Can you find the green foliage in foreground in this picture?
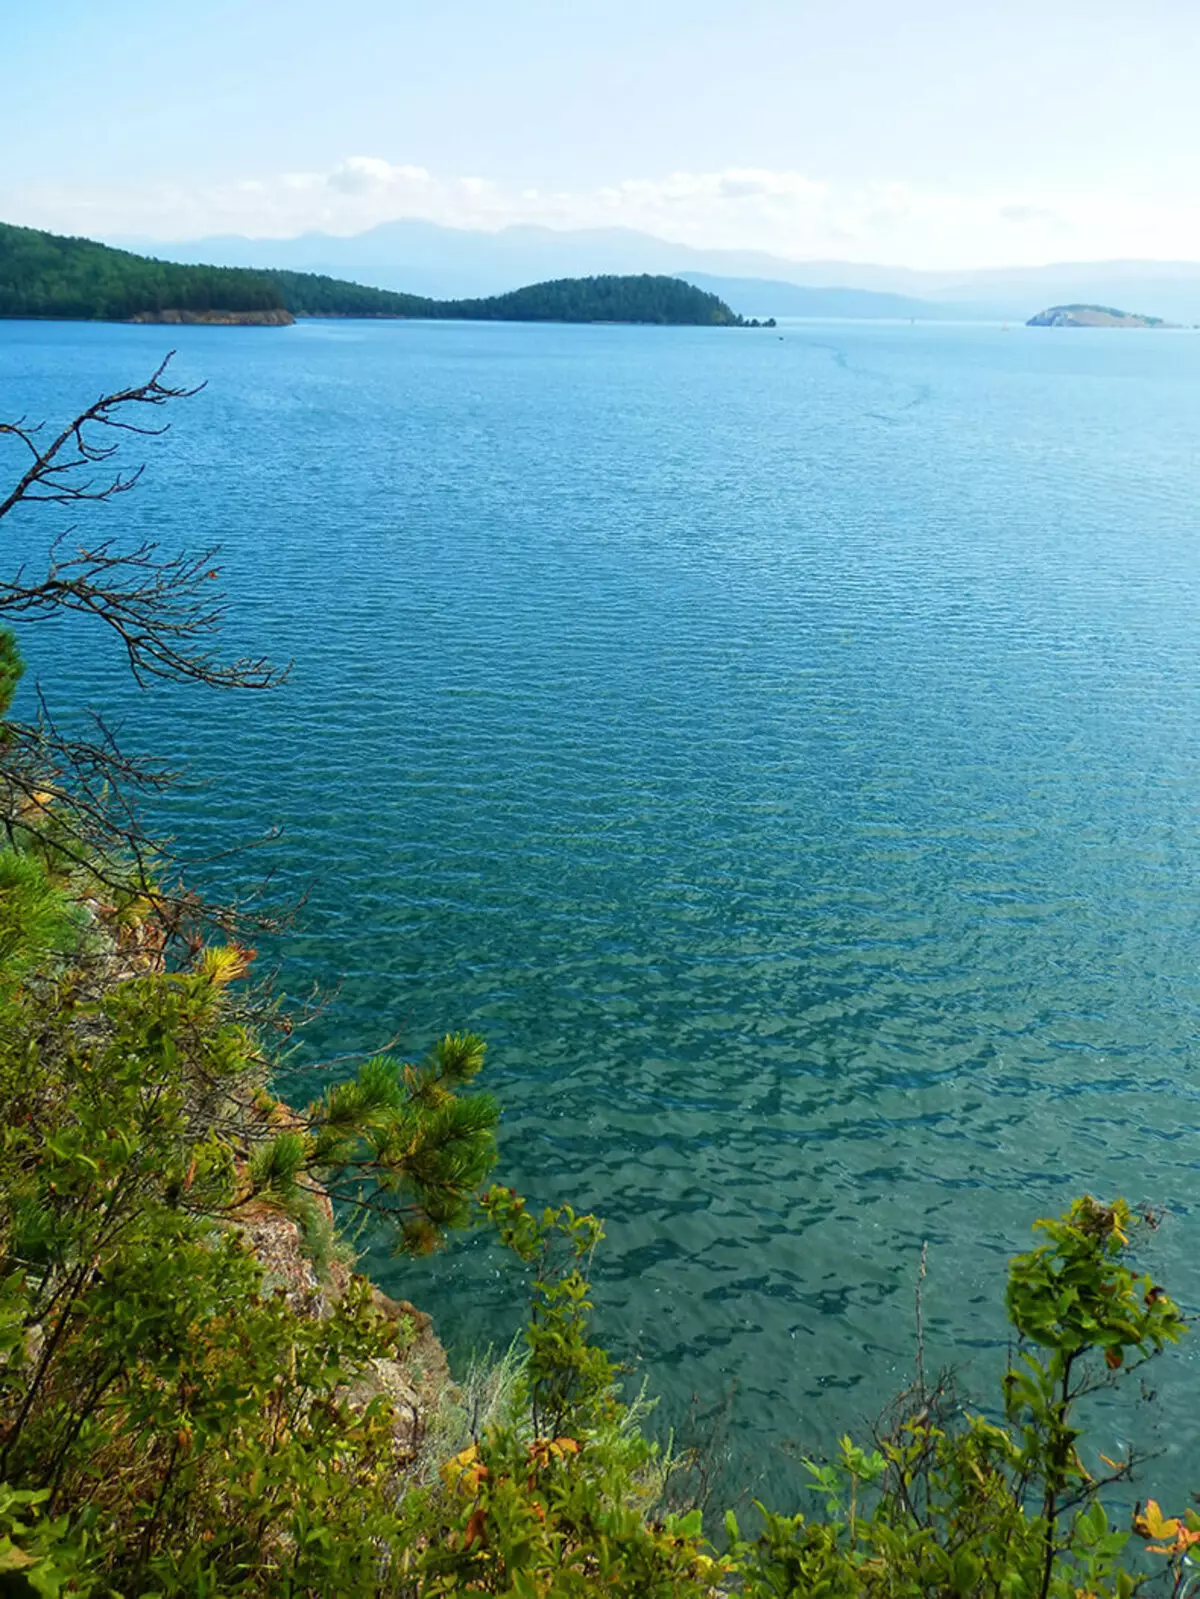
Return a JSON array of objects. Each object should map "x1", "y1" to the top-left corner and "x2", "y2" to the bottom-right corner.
[
  {"x1": 0, "y1": 632, "x2": 1194, "y2": 1593},
  {"x1": 0, "y1": 221, "x2": 744, "y2": 325}
]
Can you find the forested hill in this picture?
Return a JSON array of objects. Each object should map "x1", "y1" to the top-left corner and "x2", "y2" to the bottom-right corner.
[
  {"x1": 0, "y1": 222, "x2": 290, "y2": 321},
  {"x1": 0, "y1": 222, "x2": 743, "y2": 326},
  {"x1": 260, "y1": 268, "x2": 430, "y2": 318},
  {"x1": 274, "y1": 267, "x2": 740, "y2": 324},
  {"x1": 427, "y1": 274, "x2": 738, "y2": 325}
]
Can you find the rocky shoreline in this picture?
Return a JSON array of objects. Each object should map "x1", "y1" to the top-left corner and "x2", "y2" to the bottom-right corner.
[
  {"x1": 126, "y1": 307, "x2": 295, "y2": 326},
  {"x1": 1026, "y1": 302, "x2": 1169, "y2": 328},
  {"x1": 84, "y1": 890, "x2": 453, "y2": 1457}
]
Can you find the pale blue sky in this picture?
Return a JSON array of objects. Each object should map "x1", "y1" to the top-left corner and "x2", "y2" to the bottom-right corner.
[{"x1": 4, "y1": 0, "x2": 1200, "y2": 265}]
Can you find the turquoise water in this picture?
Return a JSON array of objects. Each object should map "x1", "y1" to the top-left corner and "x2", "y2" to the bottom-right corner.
[{"x1": 4, "y1": 317, "x2": 1200, "y2": 1494}]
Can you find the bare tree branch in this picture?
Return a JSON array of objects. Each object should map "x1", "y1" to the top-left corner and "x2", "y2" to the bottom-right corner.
[
  {"x1": 0, "y1": 356, "x2": 293, "y2": 941},
  {"x1": 0, "y1": 355, "x2": 288, "y2": 689},
  {"x1": 0, "y1": 355, "x2": 198, "y2": 520}
]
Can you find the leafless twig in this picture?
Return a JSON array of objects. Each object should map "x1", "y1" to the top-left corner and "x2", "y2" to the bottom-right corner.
[{"x1": 0, "y1": 356, "x2": 292, "y2": 939}]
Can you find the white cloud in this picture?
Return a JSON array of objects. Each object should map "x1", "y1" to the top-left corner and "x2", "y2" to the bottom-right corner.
[
  {"x1": 325, "y1": 156, "x2": 432, "y2": 194},
  {"x1": 7, "y1": 157, "x2": 1200, "y2": 268}
]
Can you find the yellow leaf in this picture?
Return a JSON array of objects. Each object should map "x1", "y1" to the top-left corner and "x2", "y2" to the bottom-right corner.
[
  {"x1": 440, "y1": 1443, "x2": 488, "y2": 1497},
  {"x1": 17, "y1": 790, "x2": 54, "y2": 818},
  {"x1": 1134, "y1": 1500, "x2": 1180, "y2": 1541}
]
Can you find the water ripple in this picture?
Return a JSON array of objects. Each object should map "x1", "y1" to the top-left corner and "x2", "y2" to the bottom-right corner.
[{"x1": 5, "y1": 317, "x2": 1200, "y2": 1493}]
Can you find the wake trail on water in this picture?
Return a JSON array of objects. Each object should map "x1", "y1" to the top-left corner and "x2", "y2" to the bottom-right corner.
[{"x1": 800, "y1": 334, "x2": 933, "y2": 424}]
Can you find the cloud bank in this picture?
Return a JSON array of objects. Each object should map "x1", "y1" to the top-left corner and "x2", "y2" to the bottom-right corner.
[{"x1": 7, "y1": 155, "x2": 1200, "y2": 268}]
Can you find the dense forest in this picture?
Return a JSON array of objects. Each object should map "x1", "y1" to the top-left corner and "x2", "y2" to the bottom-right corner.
[
  {"x1": 427, "y1": 274, "x2": 739, "y2": 325},
  {"x1": 0, "y1": 222, "x2": 743, "y2": 325},
  {"x1": 0, "y1": 221, "x2": 287, "y2": 320},
  {"x1": 265, "y1": 267, "x2": 740, "y2": 323},
  {"x1": 260, "y1": 266, "x2": 432, "y2": 318}
]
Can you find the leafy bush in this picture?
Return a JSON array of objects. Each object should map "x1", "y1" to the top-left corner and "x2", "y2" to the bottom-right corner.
[{"x1": 0, "y1": 840, "x2": 501, "y2": 1594}]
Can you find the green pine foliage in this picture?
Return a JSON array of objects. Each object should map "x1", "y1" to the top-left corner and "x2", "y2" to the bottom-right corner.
[
  {"x1": 266, "y1": 266, "x2": 741, "y2": 323},
  {"x1": 0, "y1": 829, "x2": 503, "y2": 1594},
  {"x1": 0, "y1": 223, "x2": 286, "y2": 320},
  {"x1": 0, "y1": 630, "x2": 22, "y2": 720},
  {"x1": 423, "y1": 274, "x2": 741, "y2": 325},
  {"x1": 259, "y1": 269, "x2": 433, "y2": 319}
]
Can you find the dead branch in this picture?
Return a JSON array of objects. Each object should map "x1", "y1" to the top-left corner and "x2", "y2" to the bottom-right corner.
[{"x1": 0, "y1": 357, "x2": 293, "y2": 940}]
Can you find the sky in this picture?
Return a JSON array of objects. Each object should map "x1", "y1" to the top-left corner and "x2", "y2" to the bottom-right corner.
[{"x1": 4, "y1": 0, "x2": 1200, "y2": 268}]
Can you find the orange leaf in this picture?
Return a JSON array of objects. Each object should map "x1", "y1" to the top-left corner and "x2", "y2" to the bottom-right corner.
[{"x1": 1148, "y1": 1525, "x2": 1200, "y2": 1557}]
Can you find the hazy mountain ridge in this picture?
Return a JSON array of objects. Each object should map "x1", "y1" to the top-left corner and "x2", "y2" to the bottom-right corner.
[
  {"x1": 678, "y1": 273, "x2": 993, "y2": 321},
  {"x1": 115, "y1": 218, "x2": 1200, "y2": 323}
]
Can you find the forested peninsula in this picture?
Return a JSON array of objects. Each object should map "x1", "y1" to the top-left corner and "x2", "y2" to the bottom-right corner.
[{"x1": 0, "y1": 221, "x2": 742, "y2": 325}]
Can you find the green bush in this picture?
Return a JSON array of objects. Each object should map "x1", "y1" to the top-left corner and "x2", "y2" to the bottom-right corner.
[{"x1": 0, "y1": 841, "x2": 501, "y2": 1593}]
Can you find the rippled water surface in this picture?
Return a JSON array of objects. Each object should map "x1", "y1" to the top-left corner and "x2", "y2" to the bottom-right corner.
[{"x1": 5, "y1": 317, "x2": 1200, "y2": 1491}]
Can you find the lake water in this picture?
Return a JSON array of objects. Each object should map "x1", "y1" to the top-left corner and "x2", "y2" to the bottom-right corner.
[{"x1": 4, "y1": 316, "x2": 1200, "y2": 1498}]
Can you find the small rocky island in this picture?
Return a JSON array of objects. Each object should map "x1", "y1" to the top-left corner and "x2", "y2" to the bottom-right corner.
[{"x1": 1027, "y1": 303, "x2": 1169, "y2": 328}]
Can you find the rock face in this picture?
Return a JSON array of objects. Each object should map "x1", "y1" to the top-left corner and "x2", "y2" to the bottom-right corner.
[
  {"x1": 1026, "y1": 303, "x2": 1168, "y2": 328},
  {"x1": 233, "y1": 1200, "x2": 451, "y2": 1454},
  {"x1": 126, "y1": 308, "x2": 294, "y2": 326}
]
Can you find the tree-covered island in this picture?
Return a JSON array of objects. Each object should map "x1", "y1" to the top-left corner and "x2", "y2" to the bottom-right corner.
[{"x1": 0, "y1": 221, "x2": 745, "y2": 326}]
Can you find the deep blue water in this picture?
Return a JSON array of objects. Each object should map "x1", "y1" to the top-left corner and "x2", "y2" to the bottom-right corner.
[{"x1": 4, "y1": 316, "x2": 1200, "y2": 1496}]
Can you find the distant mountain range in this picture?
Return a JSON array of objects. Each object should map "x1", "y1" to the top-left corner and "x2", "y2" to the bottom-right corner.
[
  {"x1": 113, "y1": 219, "x2": 1200, "y2": 324},
  {"x1": 679, "y1": 273, "x2": 985, "y2": 322}
]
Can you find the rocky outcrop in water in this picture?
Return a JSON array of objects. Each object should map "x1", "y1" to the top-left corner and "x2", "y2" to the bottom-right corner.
[{"x1": 1027, "y1": 303, "x2": 1168, "y2": 328}]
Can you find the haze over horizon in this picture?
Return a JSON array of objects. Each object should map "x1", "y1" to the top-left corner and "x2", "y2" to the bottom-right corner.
[{"x1": 6, "y1": 0, "x2": 1200, "y2": 273}]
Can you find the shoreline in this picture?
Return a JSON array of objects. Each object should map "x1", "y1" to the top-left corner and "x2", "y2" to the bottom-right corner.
[{"x1": 125, "y1": 307, "x2": 295, "y2": 326}]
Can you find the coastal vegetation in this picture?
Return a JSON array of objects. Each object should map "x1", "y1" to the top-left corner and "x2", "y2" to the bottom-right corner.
[
  {"x1": 415, "y1": 274, "x2": 739, "y2": 325},
  {"x1": 0, "y1": 366, "x2": 1197, "y2": 1595},
  {"x1": 0, "y1": 222, "x2": 287, "y2": 322},
  {"x1": 0, "y1": 222, "x2": 744, "y2": 326}
]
